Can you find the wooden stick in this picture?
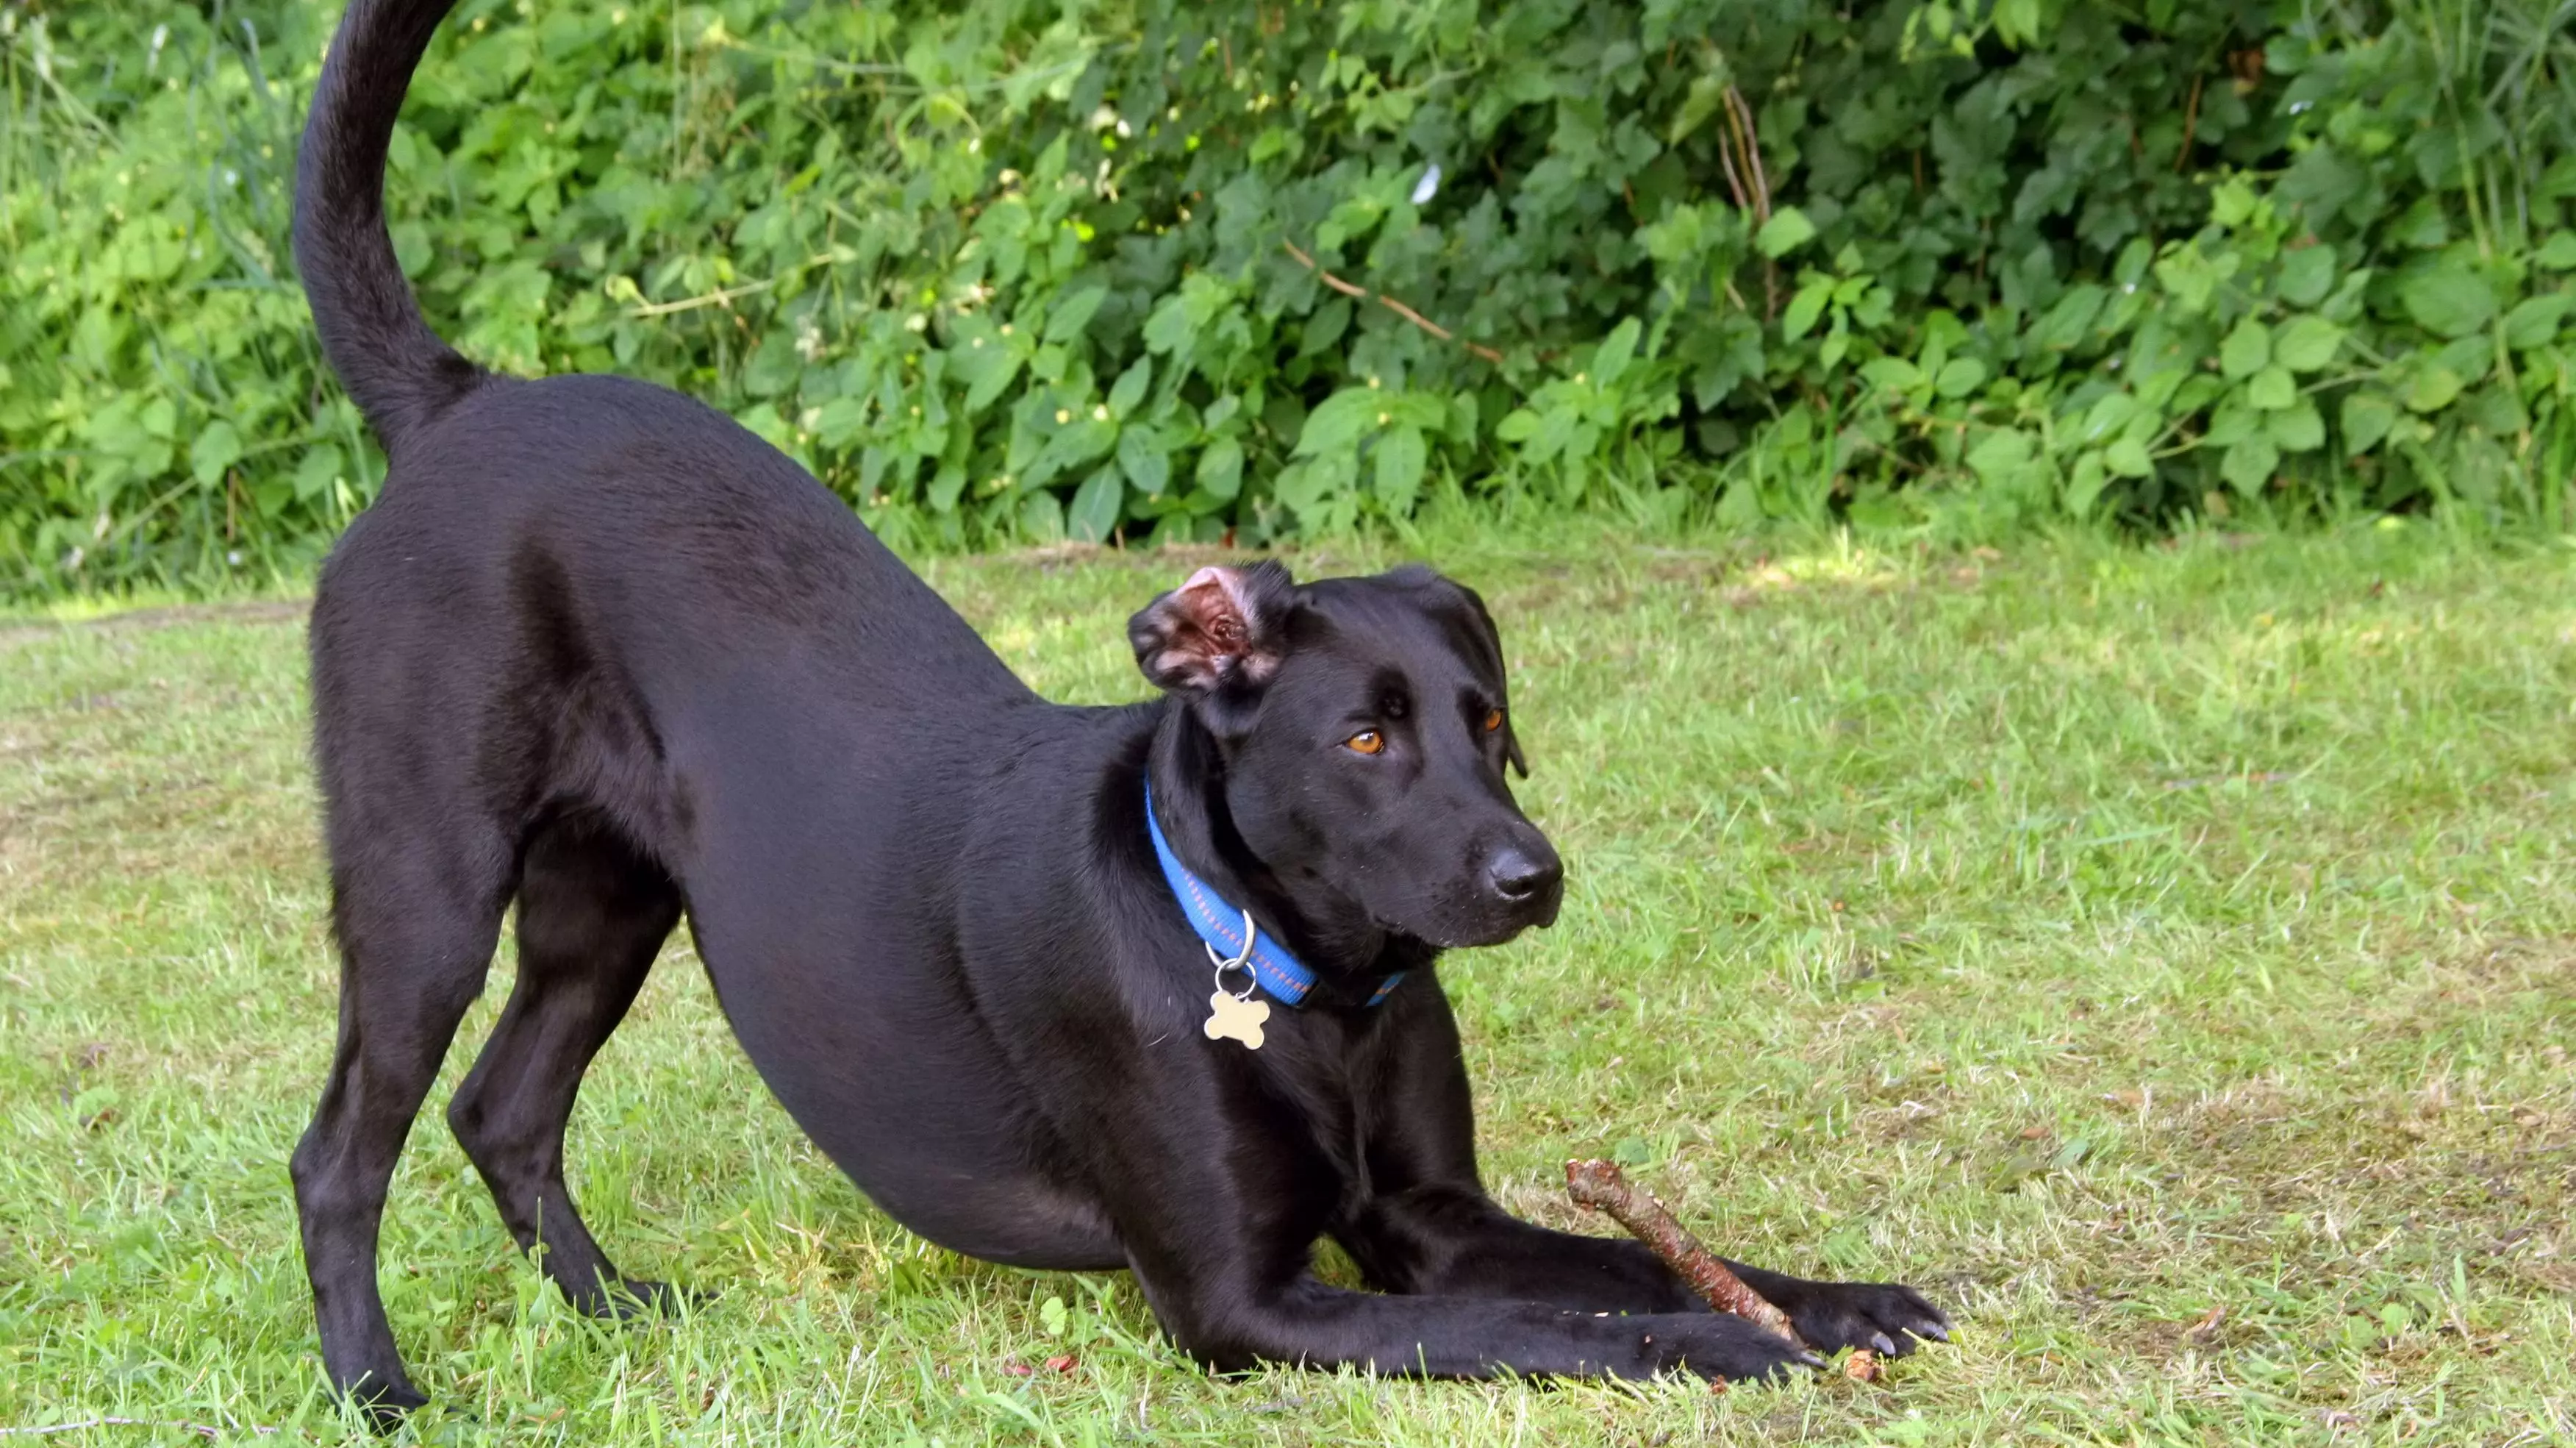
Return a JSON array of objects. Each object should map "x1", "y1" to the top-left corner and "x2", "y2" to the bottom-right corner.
[
  {"x1": 1564, "y1": 1159, "x2": 1800, "y2": 1344},
  {"x1": 2173, "y1": 73, "x2": 2203, "y2": 174},
  {"x1": 1278, "y1": 240, "x2": 1505, "y2": 365}
]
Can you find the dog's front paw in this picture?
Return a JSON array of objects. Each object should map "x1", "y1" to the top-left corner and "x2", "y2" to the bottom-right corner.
[
  {"x1": 341, "y1": 1374, "x2": 429, "y2": 1436},
  {"x1": 1638, "y1": 1312, "x2": 1823, "y2": 1384},
  {"x1": 1770, "y1": 1279, "x2": 1951, "y2": 1358}
]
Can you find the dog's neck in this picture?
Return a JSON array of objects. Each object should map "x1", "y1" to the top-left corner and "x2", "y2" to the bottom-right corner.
[{"x1": 1142, "y1": 705, "x2": 1428, "y2": 985}]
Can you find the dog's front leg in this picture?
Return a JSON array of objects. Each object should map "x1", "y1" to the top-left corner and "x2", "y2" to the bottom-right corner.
[
  {"x1": 1339, "y1": 1185, "x2": 1952, "y2": 1356},
  {"x1": 1339, "y1": 988, "x2": 1951, "y2": 1355},
  {"x1": 1137, "y1": 1269, "x2": 1819, "y2": 1383},
  {"x1": 1077, "y1": 1047, "x2": 1810, "y2": 1384}
]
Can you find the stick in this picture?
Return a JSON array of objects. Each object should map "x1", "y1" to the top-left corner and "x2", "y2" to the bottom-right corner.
[
  {"x1": 1278, "y1": 241, "x2": 1505, "y2": 365},
  {"x1": 2173, "y1": 73, "x2": 2203, "y2": 174},
  {"x1": 1564, "y1": 1159, "x2": 1800, "y2": 1344}
]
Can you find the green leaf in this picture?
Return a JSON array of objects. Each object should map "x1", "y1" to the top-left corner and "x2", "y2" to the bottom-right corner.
[
  {"x1": 1295, "y1": 388, "x2": 1383, "y2": 458},
  {"x1": 2078, "y1": 392, "x2": 2139, "y2": 446},
  {"x1": 1591, "y1": 318, "x2": 1643, "y2": 387},
  {"x1": 1858, "y1": 356, "x2": 1922, "y2": 392},
  {"x1": 2105, "y1": 435, "x2": 2155, "y2": 478},
  {"x1": 2405, "y1": 364, "x2": 2464, "y2": 413},
  {"x1": 2220, "y1": 435, "x2": 2279, "y2": 494},
  {"x1": 1992, "y1": 0, "x2": 2045, "y2": 47},
  {"x1": 1067, "y1": 466, "x2": 1124, "y2": 542},
  {"x1": 1383, "y1": 393, "x2": 1449, "y2": 432},
  {"x1": 1755, "y1": 207, "x2": 1817, "y2": 258},
  {"x1": 2266, "y1": 399, "x2": 2325, "y2": 452},
  {"x1": 2340, "y1": 390, "x2": 2397, "y2": 455},
  {"x1": 1781, "y1": 282, "x2": 1831, "y2": 342},
  {"x1": 1017, "y1": 490, "x2": 1065, "y2": 542},
  {"x1": 1373, "y1": 424, "x2": 1426, "y2": 511},
  {"x1": 1298, "y1": 298, "x2": 1353, "y2": 360},
  {"x1": 2219, "y1": 319, "x2": 2272, "y2": 379},
  {"x1": 1933, "y1": 357, "x2": 1987, "y2": 399},
  {"x1": 1142, "y1": 292, "x2": 1197, "y2": 355},
  {"x1": 1966, "y1": 427, "x2": 2036, "y2": 482},
  {"x1": 1030, "y1": 416, "x2": 1118, "y2": 486},
  {"x1": 1043, "y1": 285, "x2": 1109, "y2": 346},
  {"x1": 2272, "y1": 315, "x2": 2344, "y2": 373},
  {"x1": 2204, "y1": 397, "x2": 2261, "y2": 447},
  {"x1": 2155, "y1": 244, "x2": 2223, "y2": 314},
  {"x1": 2400, "y1": 265, "x2": 2498, "y2": 338},
  {"x1": 1531, "y1": 404, "x2": 1580, "y2": 464},
  {"x1": 1117, "y1": 425, "x2": 1170, "y2": 498},
  {"x1": 2030, "y1": 285, "x2": 2107, "y2": 352},
  {"x1": 2278, "y1": 244, "x2": 2338, "y2": 307},
  {"x1": 189, "y1": 421, "x2": 243, "y2": 485},
  {"x1": 2533, "y1": 232, "x2": 2576, "y2": 270},
  {"x1": 2064, "y1": 451, "x2": 2110, "y2": 517},
  {"x1": 961, "y1": 350, "x2": 1024, "y2": 415},
  {"x1": 1106, "y1": 358, "x2": 1152, "y2": 418},
  {"x1": 1668, "y1": 75, "x2": 1728, "y2": 146},
  {"x1": 293, "y1": 445, "x2": 343, "y2": 501},
  {"x1": 2246, "y1": 365, "x2": 2297, "y2": 410},
  {"x1": 2502, "y1": 294, "x2": 2569, "y2": 350},
  {"x1": 1195, "y1": 437, "x2": 1244, "y2": 502},
  {"x1": 929, "y1": 464, "x2": 967, "y2": 513},
  {"x1": 1495, "y1": 408, "x2": 1542, "y2": 443}
]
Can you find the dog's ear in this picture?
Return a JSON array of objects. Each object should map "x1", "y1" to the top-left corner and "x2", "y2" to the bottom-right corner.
[
  {"x1": 1451, "y1": 581, "x2": 1529, "y2": 777},
  {"x1": 1128, "y1": 562, "x2": 1297, "y2": 702}
]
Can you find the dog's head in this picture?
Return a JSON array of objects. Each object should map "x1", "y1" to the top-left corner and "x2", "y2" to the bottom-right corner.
[{"x1": 1131, "y1": 561, "x2": 1561, "y2": 950}]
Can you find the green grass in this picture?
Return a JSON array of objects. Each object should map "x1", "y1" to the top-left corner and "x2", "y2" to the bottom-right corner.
[{"x1": 4, "y1": 527, "x2": 2574, "y2": 1444}]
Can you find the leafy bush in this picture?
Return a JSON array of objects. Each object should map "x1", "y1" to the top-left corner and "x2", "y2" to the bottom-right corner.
[{"x1": 2, "y1": 0, "x2": 2572, "y2": 596}]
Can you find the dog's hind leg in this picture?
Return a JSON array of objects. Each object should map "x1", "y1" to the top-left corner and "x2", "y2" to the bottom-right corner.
[
  {"x1": 291, "y1": 818, "x2": 513, "y2": 1427},
  {"x1": 447, "y1": 811, "x2": 681, "y2": 1318}
]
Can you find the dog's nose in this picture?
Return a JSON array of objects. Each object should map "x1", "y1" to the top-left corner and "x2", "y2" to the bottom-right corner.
[{"x1": 1486, "y1": 846, "x2": 1562, "y2": 903}]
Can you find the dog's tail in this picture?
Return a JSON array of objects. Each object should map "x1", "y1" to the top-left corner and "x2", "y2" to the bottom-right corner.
[{"x1": 294, "y1": 0, "x2": 479, "y2": 452}]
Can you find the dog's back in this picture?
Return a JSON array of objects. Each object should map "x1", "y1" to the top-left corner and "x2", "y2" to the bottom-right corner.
[{"x1": 297, "y1": 0, "x2": 1031, "y2": 797}]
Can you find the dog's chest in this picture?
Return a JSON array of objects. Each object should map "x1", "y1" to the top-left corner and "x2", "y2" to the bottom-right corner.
[{"x1": 1240, "y1": 1010, "x2": 1384, "y2": 1197}]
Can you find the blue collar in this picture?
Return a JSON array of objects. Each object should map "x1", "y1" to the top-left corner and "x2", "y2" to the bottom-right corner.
[{"x1": 1143, "y1": 785, "x2": 1406, "y2": 1009}]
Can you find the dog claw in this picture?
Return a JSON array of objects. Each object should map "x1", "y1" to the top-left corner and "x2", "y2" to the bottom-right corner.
[
  {"x1": 1918, "y1": 1322, "x2": 1950, "y2": 1343},
  {"x1": 1870, "y1": 1332, "x2": 1897, "y2": 1355}
]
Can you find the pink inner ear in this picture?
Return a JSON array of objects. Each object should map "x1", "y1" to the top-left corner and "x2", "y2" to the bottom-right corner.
[
  {"x1": 1158, "y1": 566, "x2": 1278, "y2": 685},
  {"x1": 1176, "y1": 568, "x2": 1252, "y2": 649},
  {"x1": 1176, "y1": 567, "x2": 1250, "y2": 630}
]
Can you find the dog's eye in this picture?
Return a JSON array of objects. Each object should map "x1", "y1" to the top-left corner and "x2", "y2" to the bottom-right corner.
[
  {"x1": 1482, "y1": 707, "x2": 1505, "y2": 734},
  {"x1": 1344, "y1": 730, "x2": 1386, "y2": 755}
]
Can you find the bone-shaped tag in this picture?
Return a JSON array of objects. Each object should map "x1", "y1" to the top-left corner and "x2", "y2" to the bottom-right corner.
[{"x1": 1203, "y1": 990, "x2": 1270, "y2": 1050}]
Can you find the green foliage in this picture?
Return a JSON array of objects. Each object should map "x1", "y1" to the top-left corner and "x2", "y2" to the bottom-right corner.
[{"x1": 3, "y1": 0, "x2": 2573, "y2": 594}]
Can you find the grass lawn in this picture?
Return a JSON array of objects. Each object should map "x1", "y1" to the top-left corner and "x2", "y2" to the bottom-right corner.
[{"x1": 4, "y1": 527, "x2": 2572, "y2": 1445}]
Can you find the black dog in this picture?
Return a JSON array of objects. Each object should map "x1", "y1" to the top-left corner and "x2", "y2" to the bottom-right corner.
[{"x1": 287, "y1": 0, "x2": 1948, "y2": 1423}]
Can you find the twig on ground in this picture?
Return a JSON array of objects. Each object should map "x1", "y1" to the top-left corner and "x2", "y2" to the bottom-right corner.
[
  {"x1": 1564, "y1": 1158, "x2": 1800, "y2": 1344},
  {"x1": 1566, "y1": 1159, "x2": 1890, "y2": 1383}
]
